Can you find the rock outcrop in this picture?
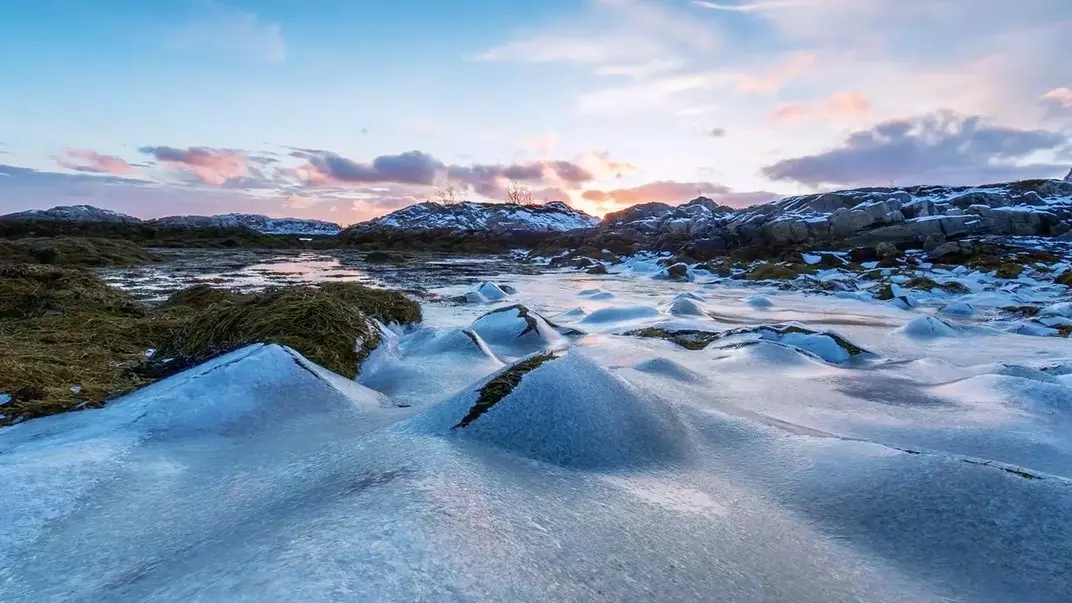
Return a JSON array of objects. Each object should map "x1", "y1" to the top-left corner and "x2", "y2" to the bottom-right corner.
[
  {"x1": 0, "y1": 205, "x2": 140, "y2": 224},
  {"x1": 572, "y1": 179, "x2": 1072, "y2": 258}
]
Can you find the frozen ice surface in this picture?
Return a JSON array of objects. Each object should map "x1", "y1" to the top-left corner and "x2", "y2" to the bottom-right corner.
[{"x1": 3, "y1": 265, "x2": 1072, "y2": 602}]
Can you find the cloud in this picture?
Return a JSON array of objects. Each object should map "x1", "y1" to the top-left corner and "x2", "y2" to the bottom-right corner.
[
  {"x1": 733, "y1": 52, "x2": 814, "y2": 95},
  {"x1": 472, "y1": 0, "x2": 718, "y2": 74},
  {"x1": 472, "y1": 35, "x2": 664, "y2": 65},
  {"x1": 575, "y1": 150, "x2": 641, "y2": 179},
  {"x1": 168, "y1": 1, "x2": 285, "y2": 62},
  {"x1": 692, "y1": 0, "x2": 804, "y2": 12},
  {"x1": 594, "y1": 59, "x2": 686, "y2": 79},
  {"x1": 770, "y1": 91, "x2": 871, "y2": 123},
  {"x1": 1042, "y1": 87, "x2": 1072, "y2": 110},
  {"x1": 579, "y1": 72, "x2": 731, "y2": 114},
  {"x1": 139, "y1": 146, "x2": 250, "y2": 185},
  {"x1": 54, "y1": 149, "x2": 134, "y2": 175},
  {"x1": 583, "y1": 180, "x2": 731, "y2": 205},
  {"x1": 581, "y1": 180, "x2": 780, "y2": 212},
  {"x1": 761, "y1": 111, "x2": 1071, "y2": 187},
  {"x1": 303, "y1": 150, "x2": 442, "y2": 186},
  {"x1": 447, "y1": 159, "x2": 596, "y2": 198},
  {"x1": 708, "y1": 127, "x2": 727, "y2": 137},
  {"x1": 717, "y1": 190, "x2": 782, "y2": 207},
  {"x1": 0, "y1": 163, "x2": 418, "y2": 226}
]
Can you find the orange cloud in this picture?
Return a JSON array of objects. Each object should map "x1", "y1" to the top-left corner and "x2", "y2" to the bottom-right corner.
[
  {"x1": 735, "y1": 52, "x2": 814, "y2": 94},
  {"x1": 770, "y1": 91, "x2": 870, "y2": 123},
  {"x1": 54, "y1": 149, "x2": 134, "y2": 175}
]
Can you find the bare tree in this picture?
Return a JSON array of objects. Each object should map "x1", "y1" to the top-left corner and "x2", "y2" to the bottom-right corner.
[
  {"x1": 505, "y1": 181, "x2": 532, "y2": 205},
  {"x1": 437, "y1": 184, "x2": 460, "y2": 205}
]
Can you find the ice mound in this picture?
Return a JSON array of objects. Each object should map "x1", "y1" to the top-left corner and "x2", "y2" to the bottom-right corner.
[
  {"x1": 899, "y1": 315, "x2": 957, "y2": 338},
  {"x1": 359, "y1": 327, "x2": 505, "y2": 406},
  {"x1": 454, "y1": 281, "x2": 514, "y2": 303},
  {"x1": 631, "y1": 357, "x2": 705, "y2": 383},
  {"x1": 553, "y1": 306, "x2": 588, "y2": 320},
  {"x1": 470, "y1": 304, "x2": 582, "y2": 352},
  {"x1": 675, "y1": 291, "x2": 707, "y2": 302},
  {"x1": 580, "y1": 305, "x2": 661, "y2": 325},
  {"x1": 1006, "y1": 322, "x2": 1060, "y2": 337},
  {"x1": 411, "y1": 353, "x2": 690, "y2": 468},
  {"x1": 669, "y1": 297, "x2": 707, "y2": 317},
  {"x1": 577, "y1": 288, "x2": 615, "y2": 300},
  {"x1": 745, "y1": 295, "x2": 774, "y2": 308},
  {"x1": 1041, "y1": 302, "x2": 1072, "y2": 318},
  {"x1": 0, "y1": 344, "x2": 386, "y2": 561},
  {"x1": 939, "y1": 300, "x2": 976, "y2": 316}
]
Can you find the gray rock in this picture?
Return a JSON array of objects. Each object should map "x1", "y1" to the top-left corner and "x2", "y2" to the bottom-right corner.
[
  {"x1": 922, "y1": 233, "x2": 946, "y2": 253},
  {"x1": 876, "y1": 242, "x2": 900, "y2": 259}
]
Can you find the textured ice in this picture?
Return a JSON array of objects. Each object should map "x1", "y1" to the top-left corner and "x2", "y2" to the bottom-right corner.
[
  {"x1": 4, "y1": 265, "x2": 1072, "y2": 602},
  {"x1": 900, "y1": 315, "x2": 957, "y2": 338},
  {"x1": 745, "y1": 294, "x2": 774, "y2": 308}
]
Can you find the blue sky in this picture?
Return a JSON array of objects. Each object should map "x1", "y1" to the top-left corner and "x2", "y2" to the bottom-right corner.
[{"x1": 1, "y1": 0, "x2": 1069, "y2": 224}]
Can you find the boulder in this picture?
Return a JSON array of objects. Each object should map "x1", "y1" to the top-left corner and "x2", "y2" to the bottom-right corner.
[{"x1": 876, "y1": 242, "x2": 900, "y2": 260}]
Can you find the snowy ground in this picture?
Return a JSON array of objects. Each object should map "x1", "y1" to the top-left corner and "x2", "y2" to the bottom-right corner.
[{"x1": 2, "y1": 259, "x2": 1071, "y2": 601}]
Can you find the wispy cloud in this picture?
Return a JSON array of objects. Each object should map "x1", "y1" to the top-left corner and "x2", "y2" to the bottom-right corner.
[
  {"x1": 733, "y1": 52, "x2": 814, "y2": 94},
  {"x1": 579, "y1": 72, "x2": 732, "y2": 114},
  {"x1": 770, "y1": 91, "x2": 870, "y2": 123},
  {"x1": 692, "y1": 0, "x2": 805, "y2": 12},
  {"x1": 472, "y1": 0, "x2": 719, "y2": 76},
  {"x1": 168, "y1": 1, "x2": 285, "y2": 62},
  {"x1": 54, "y1": 149, "x2": 134, "y2": 175}
]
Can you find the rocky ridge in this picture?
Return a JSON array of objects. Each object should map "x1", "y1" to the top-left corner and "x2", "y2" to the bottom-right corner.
[
  {"x1": 148, "y1": 214, "x2": 342, "y2": 236},
  {"x1": 0, "y1": 206, "x2": 342, "y2": 236},
  {"x1": 346, "y1": 200, "x2": 599, "y2": 235},
  {"x1": 581, "y1": 179, "x2": 1072, "y2": 258}
]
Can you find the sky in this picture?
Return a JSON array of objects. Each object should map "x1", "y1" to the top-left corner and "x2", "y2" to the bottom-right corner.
[{"x1": 0, "y1": 0, "x2": 1070, "y2": 225}]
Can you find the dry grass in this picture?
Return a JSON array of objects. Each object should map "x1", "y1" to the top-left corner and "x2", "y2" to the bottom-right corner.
[
  {"x1": 0, "y1": 268, "x2": 420, "y2": 425},
  {"x1": 155, "y1": 283, "x2": 417, "y2": 379},
  {"x1": 1, "y1": 237, "x2": 156, "y2": 266}
]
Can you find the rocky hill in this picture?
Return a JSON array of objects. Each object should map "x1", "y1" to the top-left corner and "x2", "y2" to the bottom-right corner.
[
  {"x1": 0, "y1": 205, "x2": 340, "y2": 236},
  {"x1": 148, "y1": 214, "x2": 341, "y2": 236},
  {"x1": 0, "y1": 205, "x2": 140, "y2": 224},
  {"x1": 580, "y1": 179, "x2": 1072, "y2": 258},
  {"x1": 349, "y1": 201, "x2": 598, "y2": 234}
]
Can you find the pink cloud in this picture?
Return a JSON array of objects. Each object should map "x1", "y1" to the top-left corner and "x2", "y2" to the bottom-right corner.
[
  {"x1": 735, "y1": 52, "x2": 815, "y2": 94},
  {"x1": 770, "y1": 91, "x2": 870, "y2": 123},
  {"x1": 139, "y1": 146, "x2": 249, "y2": 185},
  {"x1": 1042, "y1": 87, "x2": 1072, "y2": 110},
  {"x1": 53, "y1": 149, "x2": 134, "y2": 175}
]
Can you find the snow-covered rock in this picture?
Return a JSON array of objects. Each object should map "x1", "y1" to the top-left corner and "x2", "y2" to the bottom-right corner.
[
  {"x1": 592, "y1": 179, "x2": 1072, "y2": 254},
  {"x1": 0, "y1": 204, "x2": 342, "y2": 235},
  {"x1": 149, "y1": 213, "x2": 342, "y2": 235},
  {"x1": 0, "y1": 204, "x2": 140, "y2": 223},
  {"x1": 347, "y1": 200, "x2": 598, "y2": 235}
]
